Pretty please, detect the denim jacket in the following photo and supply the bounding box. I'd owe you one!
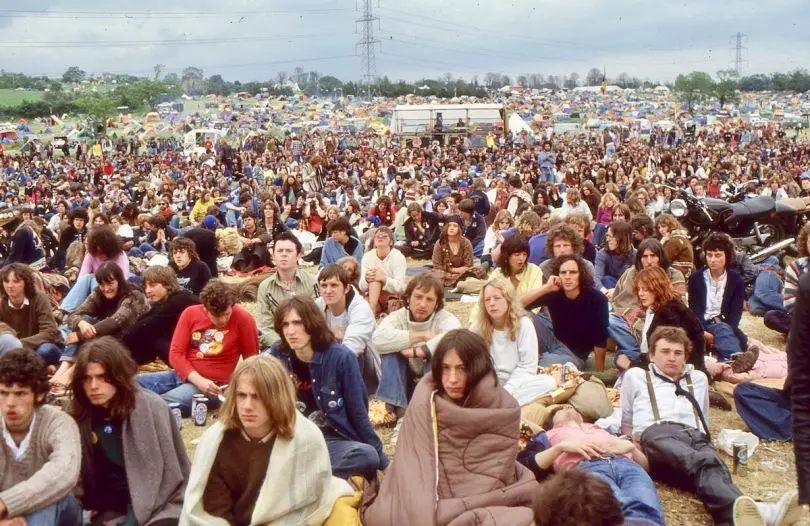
[268,341,390,470]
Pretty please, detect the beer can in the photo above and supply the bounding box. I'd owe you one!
[192,394,208,427]
[733,442,748,475]
[168,402,183,430]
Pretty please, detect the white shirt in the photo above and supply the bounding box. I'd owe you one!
[471,317,555,405]
[703,269,727,320]
[639,308,655,355]
[1,412,35,461]
[359,247,407,295]
[620,364,709,438]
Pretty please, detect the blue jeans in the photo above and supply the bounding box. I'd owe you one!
[376,353,428,409]
[592,223,607,248]
[734,382,791,441]
[608,313,641,364]
[579,457,665,526]
[0,334,64,366]
[704,321,742,362]
[531,313,586,369]
[60,274,97,313]
[325,434,380,481]
[24,494,82,526]
[601,275,618,289]
[135,369,221,417]
[472,239,484,259]
[748,269,785,316]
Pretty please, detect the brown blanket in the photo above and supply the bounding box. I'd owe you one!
[362,373,538,526]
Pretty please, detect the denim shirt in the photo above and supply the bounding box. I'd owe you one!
[268,341,390,470]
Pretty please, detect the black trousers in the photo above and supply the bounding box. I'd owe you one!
[641,422,741,526]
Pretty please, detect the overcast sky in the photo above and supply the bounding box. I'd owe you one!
[1,0,808,84]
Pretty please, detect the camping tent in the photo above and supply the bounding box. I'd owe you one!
[508,112,535,136]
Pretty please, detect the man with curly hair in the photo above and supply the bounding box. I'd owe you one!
[136,279,258,416]
[0,349,81,525]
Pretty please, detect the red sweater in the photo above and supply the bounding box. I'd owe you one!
[169,304,258,384]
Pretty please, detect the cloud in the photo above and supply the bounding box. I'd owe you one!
[0,0,807,83]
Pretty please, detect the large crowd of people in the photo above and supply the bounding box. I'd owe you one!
[0,120,809,525]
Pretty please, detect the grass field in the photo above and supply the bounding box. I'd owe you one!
[0,88,45,107]
[173,266,800,526]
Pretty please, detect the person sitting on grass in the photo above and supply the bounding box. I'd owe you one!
[319,217,364,270]
[537,223,596,287]
[359,227,407,317]
[122,265,200,365]
[607,239,687,370]
[398,203,446,259]
[0,263,63,366]
[181,355,355,525]
[688,232,748,364]
[315,264,381,394]
[470,277,553,408]
[50,262,150,396]
[595,220,636,296]
[0,349,82,526]
[525,405,664,525]
[268,295,389,480]
[621,325,799,526]
[490,234,545,310]
[70,337,190,526]
[373,273,461,428]
[764,222,810,336]
[432,218,485,288]
[361,329,538,525]
[256,232,320,348]
[56,225,130,318]
[169,237,212,296]
[136,279,259,416]
[527,254,609,371]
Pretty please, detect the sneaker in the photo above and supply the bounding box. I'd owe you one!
[773,491,809,526]
[734,496,766,526]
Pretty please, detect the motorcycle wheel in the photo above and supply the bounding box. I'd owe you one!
[757,221,785,246]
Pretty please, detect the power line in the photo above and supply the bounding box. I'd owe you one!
[0,8,353,19]
[0,33,341,48]
[23,54,358,78]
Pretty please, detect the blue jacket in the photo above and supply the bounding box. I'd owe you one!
[594,248,636,285]
[269,341,390,470]
[319,236,364,269]
[688,267,745,330]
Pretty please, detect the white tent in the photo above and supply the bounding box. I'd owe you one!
[508,112,535,136]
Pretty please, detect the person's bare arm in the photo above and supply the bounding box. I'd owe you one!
[534,442,605,470]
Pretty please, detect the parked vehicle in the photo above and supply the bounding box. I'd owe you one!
[666,185,800,265]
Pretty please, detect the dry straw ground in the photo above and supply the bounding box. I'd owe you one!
[178,271,797,525]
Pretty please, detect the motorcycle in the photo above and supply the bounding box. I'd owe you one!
[665,185,801,264]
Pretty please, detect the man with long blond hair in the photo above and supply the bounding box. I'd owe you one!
[181,355,352,525]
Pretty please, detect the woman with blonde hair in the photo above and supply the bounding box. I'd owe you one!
[181,355,354,525]
[470,277,551,406]
[482,209,514,268]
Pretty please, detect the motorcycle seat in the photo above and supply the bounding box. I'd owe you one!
[782,198,810,213]
[730,196,775,218]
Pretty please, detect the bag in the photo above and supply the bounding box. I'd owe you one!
[568,375,614,422]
